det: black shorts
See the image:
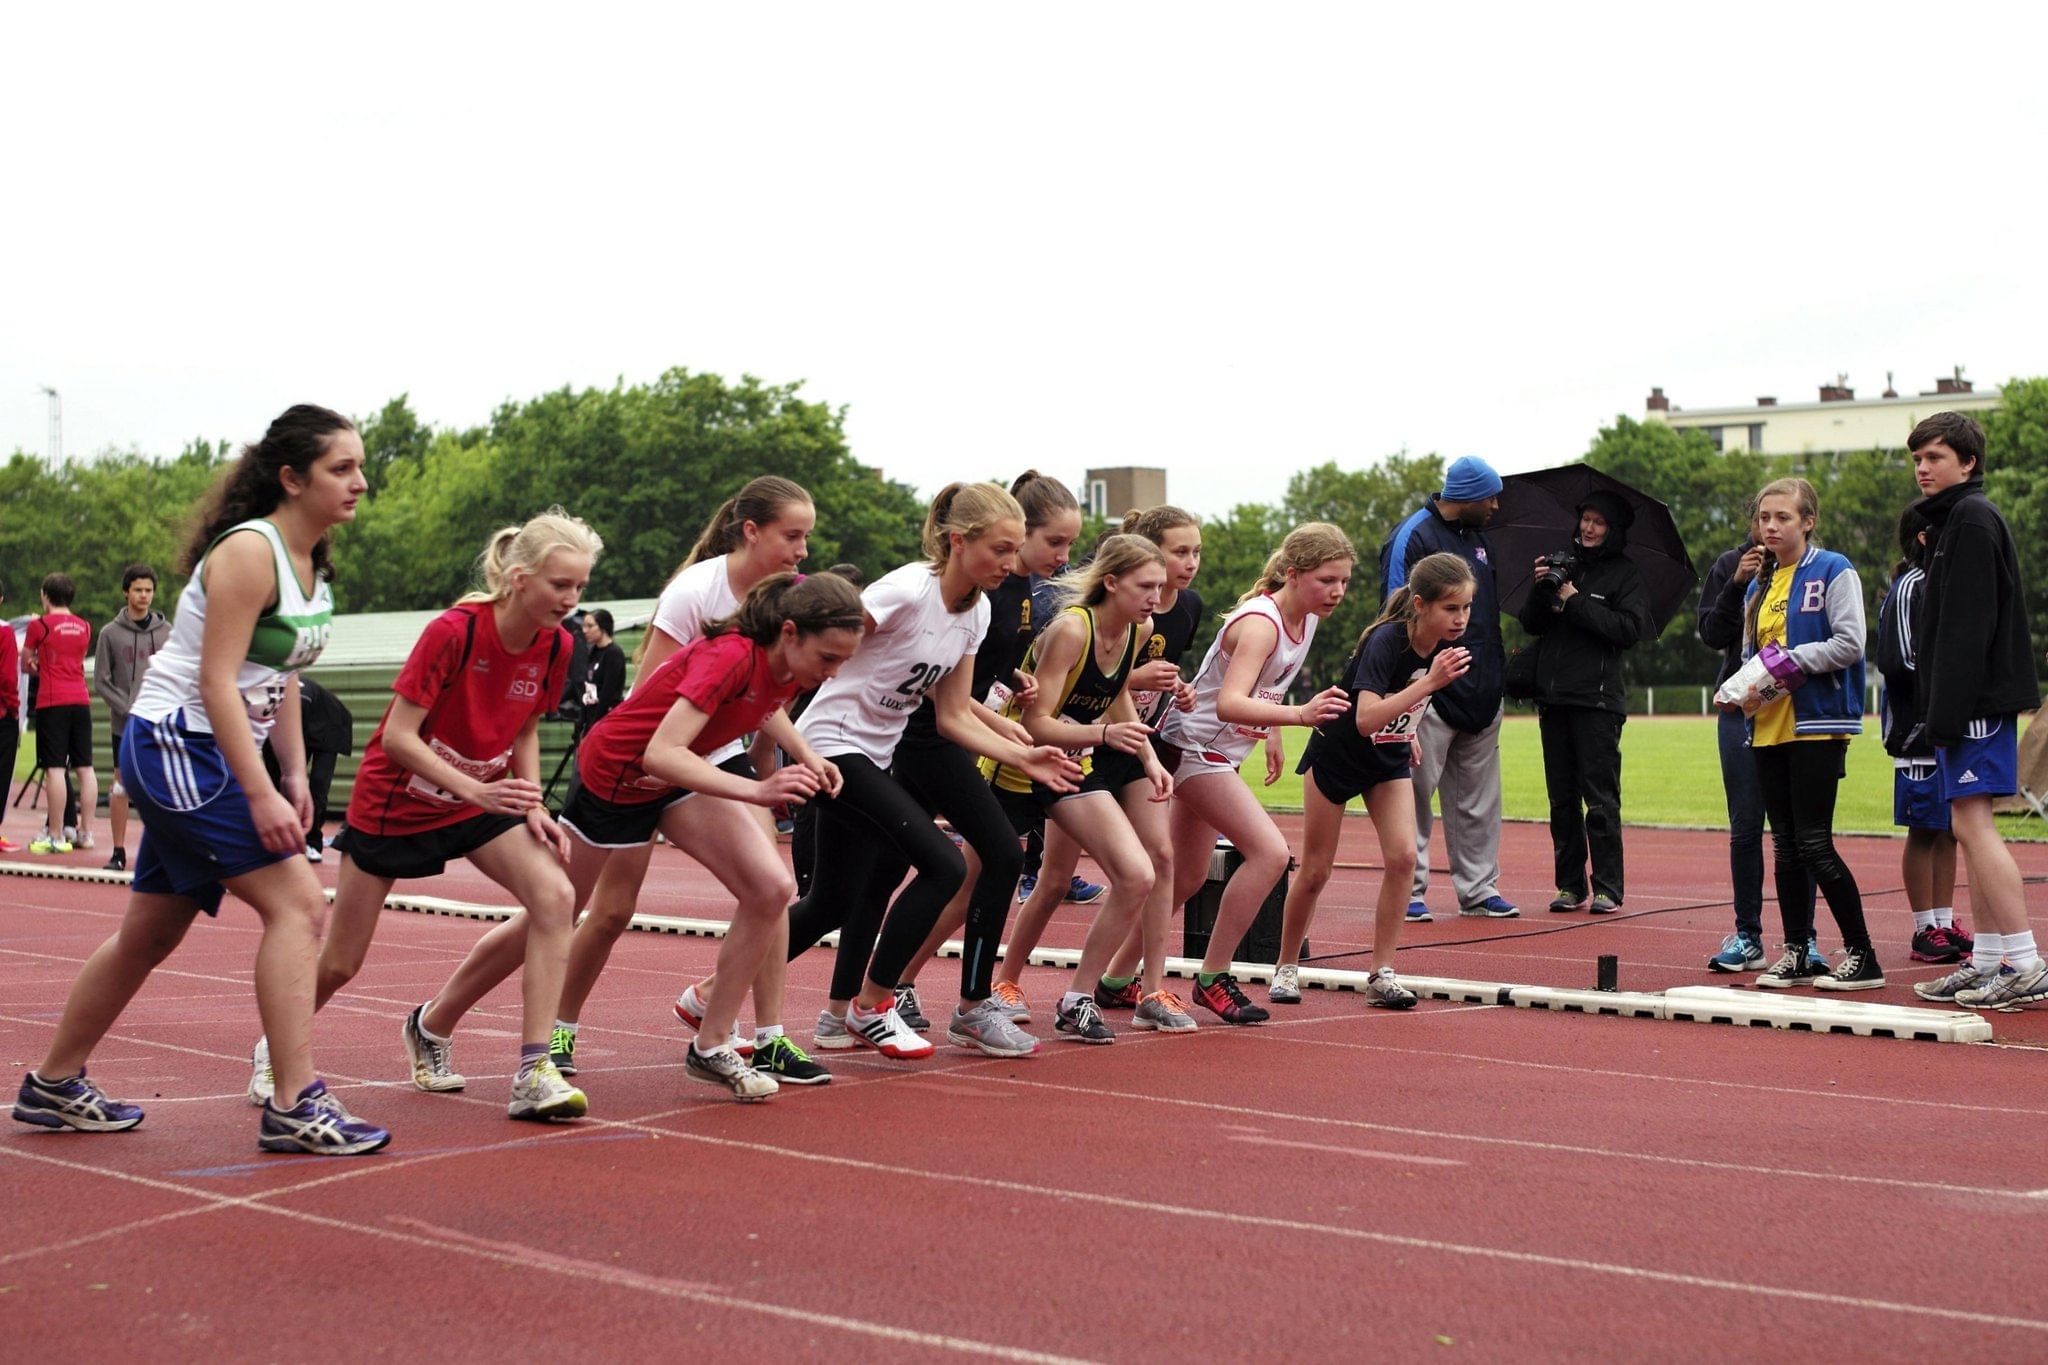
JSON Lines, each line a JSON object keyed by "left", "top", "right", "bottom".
{"left": 990, "top": 762, "right": 1121, "bottom": 837}
{"left": 1296, "top": 732, "right": 1409, "bottom": 806}
{"left": 333, "top": 811, "right": 525, "bottom": 880}
{"left": 560, "top": 785, "right": 692, "bottom": 849}
{"left": 34, "top": 704, "right": 93, "bottom": 770}
{"left": 717, "top": 752, "right": 757, "bottom": 779}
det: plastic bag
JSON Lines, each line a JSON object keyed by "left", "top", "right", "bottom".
{"left": 1714, "top": 642, "right": 1805, "bottom": 716}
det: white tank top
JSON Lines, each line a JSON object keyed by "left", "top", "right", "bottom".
{"left": 647, "top": 554, "right": 746, "bottom": 764}
{"left": 1159, "top": 594, "right": 1315, "bottom": 767}
{"left": 130, "top": 519, "right": 334, "bottom": 744}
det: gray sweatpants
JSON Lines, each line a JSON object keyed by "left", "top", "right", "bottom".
{"left": 1411, "top": 706, "right": 1504, "bottom": 908}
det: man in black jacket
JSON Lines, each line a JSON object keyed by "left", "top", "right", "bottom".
{"left": 1517, "top": 492, "right": 1652, "bottom": 914}
{"left": 1906, "top": 412, "right": 2044, "bottom": 1010}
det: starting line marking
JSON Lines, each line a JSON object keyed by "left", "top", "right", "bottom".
{"left": 2, "top": 866, "right": 1994, "bottom": 1044}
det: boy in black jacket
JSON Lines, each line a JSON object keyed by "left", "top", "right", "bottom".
{"left": 1905, "top": 412, "right": 2044, "bottom": 1009}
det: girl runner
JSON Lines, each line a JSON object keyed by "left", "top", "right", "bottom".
{"left": 1274, "top": 551, "right": 1475, "bottom": 1009}
{"left": 249, "top": 511, "right": 597, "bottom": 1122}
{"left": 555, "top": 477, "right": 815, "bottom": 1080}
{"left": 785, "top": 482, "right": 1081, "bottom": 1059}
{"left": 11, "top": 405, "right": 388, "bottom": 1155}
{"left": 983, "top": 534, "right": 1176, "bottom": 1044}
{"left": 890, "top": 471, "right": 1082, "bottom": 1032}
{"left": 1724, "top": 477, "right": 1879, "bottom": 990}
{"left": 999, "top": 506, "right": 1204, "bottom": 1032}
{"left": 421, "top": 572, "right": 860, "bottom": 1100}
{"left": 1126, "top": 523, "right": 1353, "bottom": 1024}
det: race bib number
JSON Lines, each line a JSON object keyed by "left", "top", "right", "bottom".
{"left": 1230, "top": 686, "right": 1288, "bottom": 740}
{"left": 984, "top": 679, "right": 1015, "bottom": 711}
{"left": 405, "top": 737, "right": 512, "bottom": 805}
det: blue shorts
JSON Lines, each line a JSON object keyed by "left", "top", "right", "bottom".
{"left": 121, "top": 713, "right": 295, "bottom": 915}
{"left": 1893, "top": 762, "right": 1950, "bottom": 832}
{"left": 1936, "top": 715, "right": 2020, "bottom": 803}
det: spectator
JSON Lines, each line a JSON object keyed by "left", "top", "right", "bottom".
{"left": 1517, "top": 492, "right": 1652, "bottom": 914}
{"left": 556, "top": 607, "right": 592, "bottom": 723}
{"left": 1378, "top": 456, "right": 1517, "bottom": 920}
{"left": 580, "top": 608, "right": 626, "bottom": 726}
{"left": 296, "top": 676, "right": 354, "bottom": 860}
{"left": 93, "top": 564, "right": 171, "bottom": 872}
{"left": 0, "top": 578, "right": 17, "bottom": 853}
{"left": 23, "top": 574, "right": 96, "bottom": 854}
{"left": 1906, "top": 412, "right": 2046, "bottom": 1009}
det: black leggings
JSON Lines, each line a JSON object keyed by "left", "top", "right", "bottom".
{"left": 1752, "top": 741, "right": 1869, "bottom": 951}
{"left": 887, "top": 741, "right": 1024, "bottom": 1001}
{"left": 785, "top": 751, "right": 1009, "bottom": 1003}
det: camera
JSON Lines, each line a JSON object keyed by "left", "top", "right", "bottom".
{"left": 1535, "top": 550, "right": 1580, "bottom": 592}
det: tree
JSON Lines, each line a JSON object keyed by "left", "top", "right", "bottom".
{"left": 1983, "top": 377, "right": 2048, "bottom": 659}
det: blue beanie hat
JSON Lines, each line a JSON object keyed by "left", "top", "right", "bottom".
{"left": 1441, "top": 455, "right": 1503, "bottom": 502}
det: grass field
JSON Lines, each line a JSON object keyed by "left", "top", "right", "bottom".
{"left": 1243, "top": 713, "right": 2046, "bottom": 840}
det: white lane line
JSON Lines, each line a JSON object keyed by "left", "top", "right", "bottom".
{"left": 1217, "top": 1124, "right": 1463, "bottom": 1167}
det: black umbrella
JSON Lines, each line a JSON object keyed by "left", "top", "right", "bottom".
{"left": 1489, "top": 464, "right": 1697, "bottom": 631}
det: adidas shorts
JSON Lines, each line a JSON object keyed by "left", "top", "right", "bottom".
{"left": 1892, "top": 761, "right": 1950, "bottom": 832}
{"left": 1937, "top": 715, "right": 2019, "bottom": 802}
{"left": 122, "top": 713, "right": 295, "bottom": 915}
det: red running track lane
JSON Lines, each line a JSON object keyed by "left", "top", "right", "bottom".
{"left": 3, "top": 813, "right": 2047, "bottom": 1362}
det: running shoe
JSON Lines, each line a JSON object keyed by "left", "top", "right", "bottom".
{"left": 1708, "top": 934, "right": 1766, "bottom": 973}
{"left": 74, "top": 831, "right": 95, "bottom": 851}
{"left": 844, "top": 1000, "right": 935, "bottom": 1059}
{"left": 813, "top": 1009, "right": 854, "bottom": 1050}
{"left": 103, "top": 847, "right": 127, "bottom": 872}
{"left": 1365, "top": 967, "right": 1418, "bottom": 1010}
{"left": 1548, "top": 890, "right": 1587, "bottom": 913}
{"left": 1015, "top": 874, "right": 1038, "bottom": 904}
{"left": 509, "top": 1057, "right": 588, "bottom": 1121}
{"left": 401, "top": 1004, "right": 466, "bottom": 1092}
{"left": 1945, "top": 923, "right": 1976, "bottom": 955}
{"left": 1405, "top": 900, "right": 1433, "bottom": 923}
{"left": 1957, "top": 960, "right": 2048, "bottom": 1012}
{"left": 0, "top": 836, "right": 18, "bottom": 853}
{"left": 1813, "top": 946, "right": 1885, "bottom": 992}
{"left": 1093, "top": 977, "right": 1142, "bottom": 1010}
{"left": 893, "top": 984, "right": 933, "bottom": 1033}
{"left": 1054, "top": 995, "right": 1115, "bottom": 1044}
{"left": 1913, "top": 963, "right": 1985, "bottom": 1003}
{"left": 990, "top": 980, "right": 1033, "bottom": 1024}
{"left": 1064, "top": 876, "right": 1107, "bottom": 904}
{"left": 753, "top": 1033, "right": 831, "bottom": 1085}
{"left": 247, "top": 1036, "right": 275, "bottom": 1107}
{"left": 685, "top": 1044, "right": 777, "bottom": 1102}
{"left": 1461, "top": 896, "right": 1519, "bottom": 919}
{"left": 1589, "top": 894, "right": 1620, "bottom": 915}
{"left": 1755, "top": 945, "right": 1827, "bottom": 989}
{"left": 1268, "top": 964, "right": 1302, "bottom": 1004}
{"left": 1132, "top": 990, "right": 1198, "bottom": 1032}
{"left": 259, "top": 1080, "right": 390, "bottom": 1155}
{"left": 28, "top": 836, "right": 72, "bottom": 855}
{"left": 947, "top": 998, "right": 1040, "bottom": 1057}
{"left": 13, "top": 1069, "right": 144, "bottom": 1132}
{"left": 304, "top": 844, "right": 323, "bottom": 864}
{"left": 549, "top": 1025, "right": 578, "bottom": 1076}
{"left": 673, "top": 982, "right": 753, "bottom": 1057}
{"left": 1192, "top": 973, "right": 1269, "bottom": 1024}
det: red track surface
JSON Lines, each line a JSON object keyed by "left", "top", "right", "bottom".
{"left": 5, "top": 802, "right": 2047, "bottom": 1362}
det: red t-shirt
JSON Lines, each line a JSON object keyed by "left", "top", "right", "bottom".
{"left": 346, "top": 603, "right": 572, "bottom": 836}
{"left": 25, "top": 614, "right": 91, "bottom": 708}
{"left": 577, "top": 632, "right": 795, "bottom": 804}
{"left": 0, "top": 625, "right": 19, "bottom": 716}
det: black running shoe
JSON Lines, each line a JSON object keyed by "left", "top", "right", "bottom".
{"left": 1755, "top": 944, "right": 1828, "bottom": 989}
{"left": 754, "top": 1034, "right": 832, "bottom": 1085}
{"left": 1055, "top": 996, "right": 1115, "bottom": 1044}
{"left": 1192, "top": 973, "right": 1270, "bottom": 1024}
{"left": 892, "top": 985, "right": 932, "bottom": 1033}
{"left": 1813, "top": 946, "right": 1886, "bottom": 992}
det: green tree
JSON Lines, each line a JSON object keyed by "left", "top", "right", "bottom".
{"left": 1983, "top": 377, "right": 2048, "bottom": 661}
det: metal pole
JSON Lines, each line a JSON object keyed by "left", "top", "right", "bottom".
{"left": 37, "top": 385, "right": 61, "bottom": 467}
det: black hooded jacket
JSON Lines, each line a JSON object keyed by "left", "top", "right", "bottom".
{"left": 1913, "top": 479, "right": 2040, "bottom": 747}
{"left": 1515, "top": 521, "right": 1653, "bottom": 716}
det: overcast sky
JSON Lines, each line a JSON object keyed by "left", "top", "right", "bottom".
{"left": 6, "top": 3, "right": 2044, "bottom": 518}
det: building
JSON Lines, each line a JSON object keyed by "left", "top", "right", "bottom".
{"left": 1644, "top": 370, "right": 2000, "bottom": 458}
{"left": 1080, "top": 466, "right": 1167, "bottom": 520}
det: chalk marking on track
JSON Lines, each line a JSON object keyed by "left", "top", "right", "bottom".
{"left": 1217, "top": 1125, "right": 1464, "bottom": 1167}
{"left": 954, "top": 1072, "right": 2045, "bottom": 1201}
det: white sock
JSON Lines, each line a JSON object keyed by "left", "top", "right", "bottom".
{"left": 553, "top": 1018, "right": 578, "bottom": 1035}
{"left": 416, "top": 1004, "right": 451, "bottom": 1045}
{"left": 1973, "top": 933, "right": 2004, "bottom": 974}
{"left": 755, "top": 1023, "right": 784, "bottom": 1043}
{"left": 1911, "top": 909, "right": 1936, "bottom": 931}
{"left": 2005, "top": 931, "right": 2041, "bottom": 970}
{"left": 1060, "top": 991, "right": 1088, "bottom": 1013}
{"left": 1931, "top": 906, "right": 1955, "bottom": 929}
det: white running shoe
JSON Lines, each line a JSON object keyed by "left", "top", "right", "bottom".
{"left": 508, "top": 1057, "right": 587, "bottom": 1121}
{"left": 845, "top": 1000, "right": 934, "bottom": 1059}
{"left": 674, "top": 982, "right": 752, "bottom": 1057}
{"left": 247, "top": 1036, "right": 275, "bottom": 1107}
{"left": 813, "top": 1008, "right": 855, "bottom": 1050}
{"left": 1365, "top": 967, "right": 1418, "bottom": 1010}
{"left": 946, "top": 998, "right": 1039, "bottom": 1057}
{"left": 685, "top": 1043, "right": 778, "bottom": 1102}
{"left": 1132, "top": 990, "right": 1199, "bottom": 1032}
{"left": 401, "top": 1004, "right": 466, "bottom": 1092}
{"left": 1269, "top": 964, "right": 1302, "bottom": 1004}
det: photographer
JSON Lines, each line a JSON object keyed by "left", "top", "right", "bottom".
{"left": 1516, "top": 492, "right": 1653, "bottom": 914}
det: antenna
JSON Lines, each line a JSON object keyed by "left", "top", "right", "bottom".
{"left": 36, "top": 385, "right": 61, "bottom": 467}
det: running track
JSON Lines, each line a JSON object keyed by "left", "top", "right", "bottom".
{"left": 4, "top": 805, "right": 2046, "bottom": 1363}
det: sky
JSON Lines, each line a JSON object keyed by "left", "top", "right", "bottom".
{"left": 6, "top": 2, "right": 2046, "bottom": 518}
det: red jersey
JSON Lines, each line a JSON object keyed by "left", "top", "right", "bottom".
{"left": 347, "top": 603, "right": 571, "bottom": 836}
{"left": 25, "top": 614, "right": 91, "bottom": 708}
{"left": 1, "top": 625, "right": 18, "bottom": 716}
{"left": 578, "top": 632, "right": 795, "bottom": 804}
